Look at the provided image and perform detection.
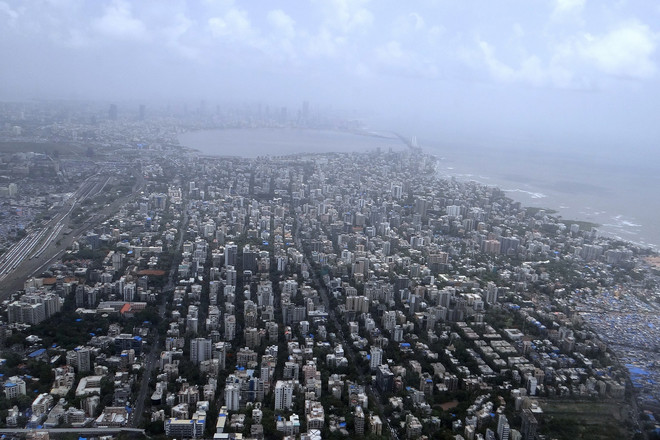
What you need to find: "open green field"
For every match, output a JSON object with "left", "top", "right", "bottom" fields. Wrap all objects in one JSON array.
[{"left": 538, "top": 399, "right": 635, "bottom": 440}]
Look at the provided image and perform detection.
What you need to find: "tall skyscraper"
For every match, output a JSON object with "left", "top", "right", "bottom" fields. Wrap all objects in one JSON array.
[{"left": 139, "top": 104, "right": 145, "bottom": 121}]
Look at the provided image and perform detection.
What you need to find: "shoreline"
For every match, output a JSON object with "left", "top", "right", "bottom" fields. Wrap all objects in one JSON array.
[
  {"left": 433, "top": 161, "right": 657, "bottom": 252},
  {"left": 177, "top": 126, "right": 658, "bottom": 252}
]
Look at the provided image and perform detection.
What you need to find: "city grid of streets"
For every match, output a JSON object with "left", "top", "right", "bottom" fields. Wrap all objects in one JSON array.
[{"left": 0, "top": 107, "right": 657, "bottom": 439}]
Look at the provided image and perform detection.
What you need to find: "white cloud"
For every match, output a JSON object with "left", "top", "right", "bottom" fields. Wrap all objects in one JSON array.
[
  {"left": 317, "top": 0, "right": 373, "bottom": 34},
  {"left": 477, "top": 39, "right": 573, "bottom": 87},
  {"left": 0, "top": 1, "right": 19, "bottom": 25},
  {"left": 393, "top": 12, "right": 425, "bottom": 37},
  {"left": 554, "top": 0, "right": 586, "bottom": 15},
  {"left": 62, "top": 28, "right": 92, "bottom": 49},
  {"left": 92, "top": 0, "right": 148, "bottom": 41},
  {"left": 208, "top": 7, "right": 300, "bottom": 62},
  {"left": 578, "top": 21, "right": 657, "bottom": 78},
  {"left": 478, "top": 40, "right": 515, "bottom": 81},
  {"left": 306, "top": 28, "right": 345, "bottom": 58},
  {"left": 164, "top": 14, "right": 200, "bottom": 61},
  {"left": 208, "top": 8, "right": 253, "bottom": 40},
  {"left": 470, "top": 18, "right": 658, "bottom": 88},
  {"left": 551, "top": 0, "right": 586, "bottom": 25},
  {"left": 513, "top": 23, "right": 525, "bottom": 39},
  {"left": 427, "top": 25, "right": 446, "bottom": 45},
  {"left": 268, "top": 9, "right": 295, "bottom": 40},
  {"left": 303, "top": 0, "right": 372, "bottom": 62},
  {"left": 377, "top": 40, "right": 404, "bottom": 61},
  {"left": 375, "top": 40, "right": 439, "bottom": 79},
  {"left": 265, "top": 9, "right": 298, "bottom": 61}
]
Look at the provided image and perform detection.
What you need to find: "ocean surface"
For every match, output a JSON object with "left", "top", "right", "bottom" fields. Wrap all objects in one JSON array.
[
  {"left": 178, "top": 128, "right": 659, "bottom": 250},
  {"left": 427, "top": 137, "right": 660, "bottom": 251}
]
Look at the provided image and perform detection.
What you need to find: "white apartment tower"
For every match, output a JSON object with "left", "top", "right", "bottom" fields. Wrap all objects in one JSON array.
[
  {"left": 274, "top": 380, "right": 295, "bottom": 410},
  {"left": 370, "top": 346, "right": 383, "bottom": 371}
]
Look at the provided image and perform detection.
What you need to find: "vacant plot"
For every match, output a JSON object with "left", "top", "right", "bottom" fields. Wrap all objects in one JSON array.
[
  {"left": 440, "top": 400, "right": 459, "bottom": 411},
  {"left": 645, "top": 256, "right": 660, "bottom": 270},
  {"left": 538, "top": 399, "right": 634, "bottom": 440}
]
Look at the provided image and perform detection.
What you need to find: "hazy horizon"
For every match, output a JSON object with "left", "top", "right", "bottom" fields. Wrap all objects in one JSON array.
[{"left": 1, "top": 0, "right": 659, "bottom": 160}]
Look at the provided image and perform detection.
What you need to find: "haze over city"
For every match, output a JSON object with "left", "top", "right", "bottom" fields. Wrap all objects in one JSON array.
[
  {"left": 0, "top": 2, "right": 660, "bottom": 440},
  {"left": 1, "top": 0, "right": 659, "bottom": 158}
]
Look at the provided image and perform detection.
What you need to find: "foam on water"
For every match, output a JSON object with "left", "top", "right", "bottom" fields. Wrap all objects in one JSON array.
[{"left": 503, "top": 189, "right": 547, "bottom": 199}]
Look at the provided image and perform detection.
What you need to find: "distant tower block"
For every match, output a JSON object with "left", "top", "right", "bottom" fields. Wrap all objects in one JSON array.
[
  {"left": 109, "top": 104, "right": 118, "bottom": 121},
  {"left": 139, "top": 104, "right": 145, "bottom": 121},
  {"left": 302, "top": 101, "right": 309, "bottom": 120}
]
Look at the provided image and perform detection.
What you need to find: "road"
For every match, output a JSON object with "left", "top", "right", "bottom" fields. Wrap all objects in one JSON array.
[
  {"left": 294, "top": 216, "right": 400, "bottom": 440},
  {"left": 130, "top": 207, "right": 188, "bottom": 427}
]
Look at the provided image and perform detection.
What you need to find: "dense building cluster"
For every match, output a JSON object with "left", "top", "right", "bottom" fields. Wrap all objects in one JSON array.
[{"left": 0, "top": 102, "right": 657, "bottom": 440}]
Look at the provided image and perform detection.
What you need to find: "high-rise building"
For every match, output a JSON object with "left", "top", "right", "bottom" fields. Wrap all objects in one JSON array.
[
  {"left": 225, "top": 266, "right": 237, "bottom": 287},
  {"left": 497, "top": 414, "right": 510, "bottom": 440},
  {"left": 139, "top": 104, "right": 145, "bottom": 121},
  {"left": 376, "top": 365, "right": 394, "bottom": 392},
  {"left": 66, "top": 347, "right": 91, "bottom": 373},
  {"left": 213, "top": 342, "right": 228, "bottom": 370},
  {"left": 7, "top": 183, "right": 17, "bottom": 198},
  {"left": 244, "top": 327, "right": 261, "bottom": 349},
  {"left": 484, "top": 282, "right": 499, "bottom": 305},
  {"left": 7, "top": 301, "right": 45, "bottom": 325},
  {"left": 500, "top": 237, "right": 520, "bottom": 256},
  {"left": 370, "top": 415, "right": 383, "bottom": 436},
  {"left": 370, "top": 346, "right": 383, "bottom": 371},
  {"left": 224, "top": 384, "right": 240, "bottom": 411},
  {"left": 274, "top": 380, "right": 294, "bottom": 410},
  {"left": 224, "top": 243, "right": 237, "bottom": 267},
  {"left": 520, "top": 409, "right": 537, "bottom": 440},
  {"left": 224, "top": 315, "right": 236, "bottom": 341},
  {"left": 354, "top": 406, "right": 365, "bottom": 435},
  {"left": 114, "top": 334, "right": 143, "bottom": 355},
  {"left": 190, "top": 338, "right": 212, "bottom": 365},
  {"left": 243, "top": 245, "right": 257, "bottom": 273},
  {"left": 405, "top": 414, "right": 422, "bottom": 439}
]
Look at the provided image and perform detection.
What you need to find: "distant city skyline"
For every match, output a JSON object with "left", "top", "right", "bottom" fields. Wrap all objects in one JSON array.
[{"left": 0, "top": 1, "right": 659, "bottom": 157}]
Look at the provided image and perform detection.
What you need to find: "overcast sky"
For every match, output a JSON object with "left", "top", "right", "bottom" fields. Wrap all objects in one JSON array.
[{"left": 1, "top": 0, "right": 659, "bottom": 155}]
